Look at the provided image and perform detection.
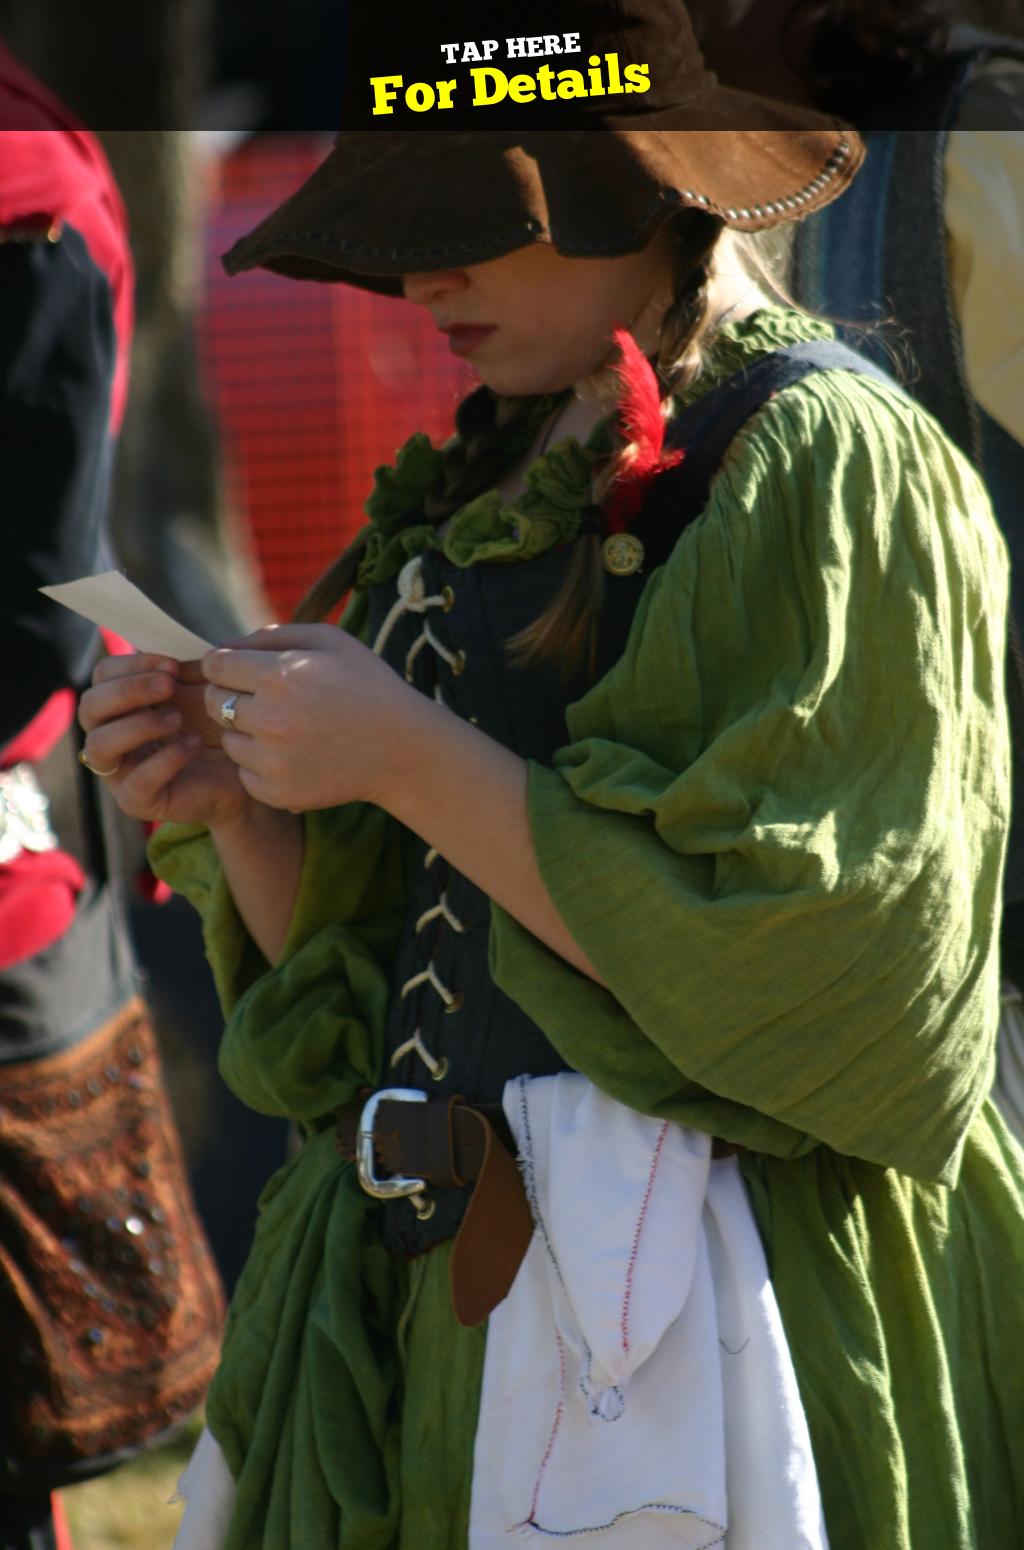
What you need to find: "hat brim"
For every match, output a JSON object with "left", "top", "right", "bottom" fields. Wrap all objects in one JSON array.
[{"left": 223, "top": 107, "right": 863, "bottom": 295}]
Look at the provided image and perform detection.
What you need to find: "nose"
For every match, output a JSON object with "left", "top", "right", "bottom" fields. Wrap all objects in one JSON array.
[{"left": 402, "top": 268, "right": 470, "bottom": 307}]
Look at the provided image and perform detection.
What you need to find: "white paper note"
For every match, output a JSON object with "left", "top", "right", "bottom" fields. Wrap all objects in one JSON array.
[{"left": 40, "top": 571, "right": 213, "bottom": 660}]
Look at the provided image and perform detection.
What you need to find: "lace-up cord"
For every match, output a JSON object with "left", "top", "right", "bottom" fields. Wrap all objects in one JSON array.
[
  {"left": 371, "top": 555, "right": 467, "bottom": 688},
  {"left": 401, "top": 960, "right": 461, "bottom": 1011},
  {"left": 389, "top": 1030, "right": 448, "bottom": 1082},
  {"left": 416, "top": 891, "right": 467, "bottom": 936},
  {"left": 404, "top": 617, "right": 463, "bottom": 683},
  {"left": 390, "top": 901, "right": 466, "bottom": 1089},
  {"left": 374, "top": 557, "right": 470, "bottom": 1107},
  {"left": 422, "top": 618, "right": 462, "bottom": 670},
  {"left": 403, "top": 630, "right": 431, "bottom": 682},
  {"left": 371, "top": 555, "right": 450, "bottom": 657}
]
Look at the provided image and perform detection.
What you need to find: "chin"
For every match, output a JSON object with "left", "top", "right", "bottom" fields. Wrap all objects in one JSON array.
[{"left": 476, "top": 365, "right": 575, "bottom": 398}]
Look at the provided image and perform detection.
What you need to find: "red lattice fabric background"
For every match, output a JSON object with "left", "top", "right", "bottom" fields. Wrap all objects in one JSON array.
[{"left": 199, "top": 136, "right": 474, "bottom": 620}]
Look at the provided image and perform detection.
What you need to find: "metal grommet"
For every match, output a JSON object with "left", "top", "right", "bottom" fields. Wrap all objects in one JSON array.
[
  {"left": 413, "top": 1194, "right": 436, "bottom": 1221},
  {"left": 445, "top": 991, "right": 464, "bottom": 1015},
  {"left": 441, "top": 585, "right": 455, "bottom": 612},
  {"left": 451, "top": 649, "right": 467, "bottom": 677},
  {"left": 601, "top": 533, "right": 645, "bottom": 577},
  {"left": 431, "top": 1056, "right": 450, "bottom": 1083}
]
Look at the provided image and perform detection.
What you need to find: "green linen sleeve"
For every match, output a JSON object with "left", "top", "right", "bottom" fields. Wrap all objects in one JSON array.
[
  {"left": 490, "top": 371, "right": 1010, "bottom": 1185},
  {"left": 148, "top": 589, "right": 410, "bottom": 1122}
]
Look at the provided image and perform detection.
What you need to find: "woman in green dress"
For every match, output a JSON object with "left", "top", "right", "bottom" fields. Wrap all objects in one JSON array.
[{"left": 77, "top": 15, "right": 1024, "bottom": 1546}]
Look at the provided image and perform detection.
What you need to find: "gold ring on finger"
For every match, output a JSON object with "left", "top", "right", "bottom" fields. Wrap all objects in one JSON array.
[{"left": 78, "top": 749, "right": 122, "bottom": 779}]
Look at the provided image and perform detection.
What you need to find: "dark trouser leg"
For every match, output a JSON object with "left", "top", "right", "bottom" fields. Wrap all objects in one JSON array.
[{"left": 0, "top": 1493, "right": 58, "bottom": 1550}]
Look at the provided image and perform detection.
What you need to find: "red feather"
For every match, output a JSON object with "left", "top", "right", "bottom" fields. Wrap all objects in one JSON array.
[{"left": 604, "top": 327, "right": 683, "bottom": 533}]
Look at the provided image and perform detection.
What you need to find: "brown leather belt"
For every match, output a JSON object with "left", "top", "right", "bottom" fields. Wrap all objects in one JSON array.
[
  {"left": 336, "top": 1088, "right": 745, "bottom": 1329},
  {"left": 336, "top": 1090, "right": 534, "bottom": 1328}
]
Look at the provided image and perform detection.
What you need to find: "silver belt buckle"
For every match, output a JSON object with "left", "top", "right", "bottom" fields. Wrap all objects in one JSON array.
[{"left": 356, "top": 1087, "right": 428, "bottom": 1201}]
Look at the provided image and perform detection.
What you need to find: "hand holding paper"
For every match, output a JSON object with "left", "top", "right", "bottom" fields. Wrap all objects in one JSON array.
[
  {"left": 57, "top": 569, "right": 243, "bottom": 829},
  {"left": 64, "top": 573, "right": 303, "bottom": 955},
  {"left": 42, "top": 570, "right": 224, "bottom": 748}
]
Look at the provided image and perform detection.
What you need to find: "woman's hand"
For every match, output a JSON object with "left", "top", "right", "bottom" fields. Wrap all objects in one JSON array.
[
  {"left": 78, "top": 652, "right": 253, "bottom": 828},
  {"left": 201, "top": 624, "right": 422, "bottom": 813},
  {"left": 203, "top": 624, "right": 606, "bottom": 984}
]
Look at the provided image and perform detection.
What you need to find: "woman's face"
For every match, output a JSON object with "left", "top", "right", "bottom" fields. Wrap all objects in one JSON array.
[{"left": 401, "top": 233, "right": 675, "bottom": 396}]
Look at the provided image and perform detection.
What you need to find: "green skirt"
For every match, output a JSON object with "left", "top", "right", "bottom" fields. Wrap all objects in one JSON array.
[{"left": 204, "top": 1099, "right": 1024, "bottom": 1549}]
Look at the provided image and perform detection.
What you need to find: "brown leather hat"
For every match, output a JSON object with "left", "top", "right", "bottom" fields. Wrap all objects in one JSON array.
[{"left": 222, "top": 1, "right": 863, "bottom": 295}]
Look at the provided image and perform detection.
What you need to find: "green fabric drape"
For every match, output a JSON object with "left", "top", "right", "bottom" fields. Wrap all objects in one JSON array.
[
  {"left": 151, "top": 310, "right": 1024, "bottom": 1549},
  {"left": 491, "top": 363, "right": 1009, "bottom": 1183}
]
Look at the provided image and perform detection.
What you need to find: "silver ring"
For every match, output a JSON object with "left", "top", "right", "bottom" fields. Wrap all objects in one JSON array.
[{"left": 220, "top": 693, "right": 240, "bottom": 728}]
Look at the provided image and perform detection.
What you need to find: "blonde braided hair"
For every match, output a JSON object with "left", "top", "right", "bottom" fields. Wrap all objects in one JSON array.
[{"left": 509, "top": 209, "right": 724, "bottom": 679}]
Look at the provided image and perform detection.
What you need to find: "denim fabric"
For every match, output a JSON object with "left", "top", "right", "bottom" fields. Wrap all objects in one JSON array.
[{"left": 791, "top": 42, "right": 1024, "bottom": 903}]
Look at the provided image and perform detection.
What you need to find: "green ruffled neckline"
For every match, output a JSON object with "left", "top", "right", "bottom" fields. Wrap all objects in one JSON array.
[{"left": 356, "top": 306, "right": 834, "bottom": 590}]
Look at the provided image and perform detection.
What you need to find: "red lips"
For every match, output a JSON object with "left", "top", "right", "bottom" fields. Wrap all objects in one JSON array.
[{"left": 439, "top": 324, "right": 497, "bottom": 357}]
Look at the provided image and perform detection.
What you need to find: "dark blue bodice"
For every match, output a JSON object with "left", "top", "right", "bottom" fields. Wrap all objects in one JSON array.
[{"left": 364, "top": 341, "right": 892, "bottom": 1255}]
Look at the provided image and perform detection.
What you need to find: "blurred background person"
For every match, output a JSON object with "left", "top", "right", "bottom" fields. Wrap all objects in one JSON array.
[
  {"left": 0, "top": 46, "right": 225, "bottom": 1550},
  {"left": 0, "top": 0, "right": 300, "bottom": 1297},
  {"left": 688, "top": 0, "right": 1024, "bottom": 1143}
]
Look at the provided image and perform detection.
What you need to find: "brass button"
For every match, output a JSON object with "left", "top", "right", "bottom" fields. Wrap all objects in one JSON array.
[
  {"left": 431, "top": 1056, "right": 450, "bottom": 1082},
  {"left": 441, "top": 585, "right": 455, "bottom": 612},
  {"left": 445, "top": 991, "right": 464, "bottom": 1015},
  {"left": 602, "top": 533, "right": 645, "bottom": 577},
  {"left": 451, "top": 649, "right": 467, "bottom": 677},
  {"left": 413, "top": 1194, "right": 436, "bottom": 1221}
]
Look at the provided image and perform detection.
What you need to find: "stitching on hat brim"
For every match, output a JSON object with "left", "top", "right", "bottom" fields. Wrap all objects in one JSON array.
[{"left": 221, "top": 129, "right": 862, "bottom": 288}]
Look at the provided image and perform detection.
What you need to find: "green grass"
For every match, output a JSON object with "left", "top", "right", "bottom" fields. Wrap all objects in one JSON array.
[{"left": 60, "top": 1413, "right": 204, "bottom": 1550}]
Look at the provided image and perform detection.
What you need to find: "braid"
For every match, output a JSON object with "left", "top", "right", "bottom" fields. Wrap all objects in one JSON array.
[
  {"left": 510, "top": 210, "right": 724, "bottom": 682},
  {"left": 654, "top": 213, "right": 722, "bottom": 393},
  {"left": 292, "top": 528, "right": 370, "bottom": 624}
]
